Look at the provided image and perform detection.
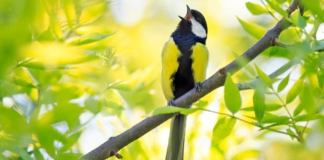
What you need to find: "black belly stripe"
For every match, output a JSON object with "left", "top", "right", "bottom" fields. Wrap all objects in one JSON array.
[
  {"left": 172, "top": 48, "right": 195, "bottom": 99},
  {"left": 171, "top": 33, "right": 196, "bottom": 99}
]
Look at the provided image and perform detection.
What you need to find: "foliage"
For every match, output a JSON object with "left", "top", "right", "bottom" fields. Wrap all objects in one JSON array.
[
  {"left": 1, "top": 0, "right": 324, "bottom": 159},
  {"left": 0, "top": 0, "right": 159, "bottom": 159}
]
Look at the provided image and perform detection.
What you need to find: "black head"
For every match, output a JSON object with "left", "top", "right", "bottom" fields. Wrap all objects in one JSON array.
[{"left": 177, "top": 5, "right": 208, "bottom": 38}]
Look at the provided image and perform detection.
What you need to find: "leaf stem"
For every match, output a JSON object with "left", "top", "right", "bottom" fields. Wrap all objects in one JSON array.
[
  {"left": 201, "top": 108, "right": 298, "bottom": 139},
  {"left": 272, "top": 89, "right": 301, "bottom": 141}
]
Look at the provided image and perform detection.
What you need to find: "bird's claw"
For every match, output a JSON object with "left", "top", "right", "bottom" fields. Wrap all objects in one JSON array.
[
  {"left": 168, "top": 99, "right": 175, "bottom": 106},
  {"left": 195, "top": 83, "right": 202, "bottom": 93}
]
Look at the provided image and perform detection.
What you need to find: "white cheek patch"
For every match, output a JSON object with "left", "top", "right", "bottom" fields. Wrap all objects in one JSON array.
[{"left": 190, "top": 18, "right": 206, "bottom": 38}]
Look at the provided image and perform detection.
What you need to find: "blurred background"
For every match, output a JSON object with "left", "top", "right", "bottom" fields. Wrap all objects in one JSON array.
[{"left": 1, "top": 0, "right": 324, "bottom": 159}]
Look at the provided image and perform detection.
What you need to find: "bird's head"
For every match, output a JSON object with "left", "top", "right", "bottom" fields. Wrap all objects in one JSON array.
[{"left": 178, "top": 5, "right": 208, "bottom": 38}]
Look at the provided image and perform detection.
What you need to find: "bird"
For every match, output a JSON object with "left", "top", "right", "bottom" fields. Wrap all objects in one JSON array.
[{"left": 161, "top": 5, "right": 208, "bottom": 160}]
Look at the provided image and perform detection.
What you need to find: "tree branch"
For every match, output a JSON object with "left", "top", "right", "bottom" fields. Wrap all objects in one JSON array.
[{"left": 80, "top": 1, "right": 300, "bottom": 159}]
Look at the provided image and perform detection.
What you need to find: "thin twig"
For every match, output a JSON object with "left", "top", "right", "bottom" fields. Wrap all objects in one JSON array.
[
  {"left": 201, "top": 108, "right": 298, "bottom": 138},
  {"left": 272, "top": 90, "right": 301, "bottom": 141}
]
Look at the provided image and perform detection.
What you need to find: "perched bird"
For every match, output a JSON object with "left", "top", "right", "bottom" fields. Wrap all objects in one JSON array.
[{"left": 161, "top": 5, "right": 208, "bottom": 160}]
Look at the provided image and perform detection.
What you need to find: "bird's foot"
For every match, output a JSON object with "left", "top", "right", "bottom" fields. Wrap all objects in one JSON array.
[
  {"left": 195, "top": 82, "right": 202, "bottom": 93},
  {"left": 168, "top": 100, "right": 180, "bottom": 116},
  {"left": 167, "top": 99, "right": 176, "bottom": 106}
]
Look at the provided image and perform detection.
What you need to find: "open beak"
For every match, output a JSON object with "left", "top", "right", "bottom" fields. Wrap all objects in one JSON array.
[{"left": 179, "top": 5, "right": 191, "bottom": 21}]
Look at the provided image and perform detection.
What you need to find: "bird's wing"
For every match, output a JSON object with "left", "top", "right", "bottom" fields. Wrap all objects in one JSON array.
[
  {"left": 161, "top": 38, "right": 181, "bottom": 101},
  {"left": 191, "top": 43, "right": 209, "bottom": 83}
]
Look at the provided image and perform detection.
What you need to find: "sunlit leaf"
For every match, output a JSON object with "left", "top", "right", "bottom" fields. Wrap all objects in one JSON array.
[
  {"left": 62, "top": 0, "right": 76, "bottom": 29},
  {"left": 262, "top": 113, "right": 290, "bottom": 124},
  {"left": 311, "top": 40, "right": 324, "bottom": 51},
  {"left": 57, "top": 153, "right": 82, "bottom": 160},
  {"left": 278, "top": 27, "right": 301, "bottom": 44},
  {"left": 237, "top": 17, "right": 267, "bottom": 39},
  {"left": 12, "top": 76, "right": 36, "bottom": 88},
  {"left": 152, "top": 106, "right": 183, "bottom": 115},
  {"left": 180, "top": 108, "right": 200, "bottom": 115},
  {"left": 246, "top": 2, "right": 268, "bottom": 15},
  {"left": 265, "top": 0, "right": 288, "bottom": 17},
  {"left": 253, "top": 81, "right": 266, "bottom": 123},
  {"left": 286, "top": 128, "right": 296, "bottom": 140},
  {"left": 300, "top": 0, "right": 324, "bottom": 21},
  {"left": 67, "top": 32, "right": 114, "bottom": 46},
  {"left": 79, "top": 2, "right": 106, "bottom": 25},
  {"left": 21, "top": 42, "right": 96, "bottom": 69},
  {"left": 33, "top": 147, "right": 45, "bottom": 160},
  {"left": 101, "top": 100, "right": 125, "bottom": 117},
  {"left": 224, "top": 73, "right": 241, "bottom": 114},
  {"left": 286, "top": 79, "right": 303, "bottom": 104},
  {"left": 194, "top": 100, "right": 209, "bottom": 108},
  {"left": 293, "top": 103, "right": 304, "bottom": 116},
  {"left": 291, "top": 9, "right": 306, "bottom": 28},
  {"left": 299, "top": 84, "right": 315, "bottom": 113},
  {"left": 242, "top": 103, "right": 282, "bottom": 112},
  {"left": 50, "top": 18, "right": 63, "bottom": 40},
  {"left": 295, "top": 113, "right": 322, "bottom": 122},
  {"left": 255, "top": 64, "right": 273, "bottom": 89},
  {"left": 85, "top": 96, "right": 101, "bottom": 114},
  {"left": 212, "top": 117, "right": 236, "bottom": 144},
  {"left": 277, "top": 74, "right": 290, "bottom": 92},
  {"left": 14, "top": 146, "right": 33, "bottom": 160},
  {"left": 275, "top": 0, "right": 287, "bottom": 4},
  {"left": 296, "top": 125, "right": 311, "bottom": 134},
  {"left": 153, "top": 106, "right": 199, "bottom": 116},
  {"left": 60, "top": 131, "right": 82, "bottom": 152}
]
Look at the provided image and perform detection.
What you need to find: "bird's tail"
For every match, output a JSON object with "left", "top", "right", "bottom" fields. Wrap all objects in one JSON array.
[{"left": 166, "top": 114, "right": 187, "bottom": 160}]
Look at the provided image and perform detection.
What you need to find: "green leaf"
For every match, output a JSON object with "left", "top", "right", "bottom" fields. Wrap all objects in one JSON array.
[
  {"left": 277, "top": 74, "right": 290, "bottom": 92},
  {"left": 21, "top": 62, "right": 73, "bottom": 70},
  {"left": 10, "top": 76, "right": 36, "bottom": 88},
  {"left": 255, "top": 64, "right": 273, "bottom": 89},
  {"left": 275, "top": 0, "right": 287, "bottom": 4},
  {"left": 296, "top": 125, "right": 311, "bottom": 134},
  {"left": 212, "top": 117, "right": 236, "bottom": 144},
  {"left": 262, "top": 113, "right": 290, "bottom": 124},
  {"left": 85, "top": 96, "right": 101, "bottom": 114},
  {"left": 153, "top": 106, "right": 200, "bottom": 115},
  {"left": 67, "top": 32, "right": 114, "bottom": 46},
  {"left": 265, "top": 0, "right": 288, "bottom": 17},
  {"left": 278, "top": 27, "right": 301, "bottom": 44},
  {"left": 291, "top": 9, "right": 306, "bottom": 28},
  {"left": 33, "top": 147, "right": 45, "bottom": 160},
  {"left": 57, "top": 153, "right": 82, "bottom": 160},
  {"left": 300, "top": 0, "right": 324, "bottom": 21},
  {"left": 79, "top": 2, "right": 106, "bottom": 25},
  {"left": 152, "top": 106, "right": 184, "bottom": 115},
  {"left": 295, "top": 114, "right": 322, "bottom": 122},
  {"left": 253, "top": 81, "right": 266, "bottom": 123},
  {"left": 194, "top": 100, "right": 209, "bottom": 108},
  {"left": 237, "top": 17, "right": 267, "bottom": 39},
  {"left": 286, "top": 79, "right": 303, "bottom": 104},
  {"left": 311, "top": 40, "right": 324, "bottom": 51},
  {"left": 224, "top": 73, "right": 241, "bottom": 114},
  {"left": 300, "top": 84, "right": 315, "bottom": 113},
  {"left": 14, "top": 147, "right": 33, "bottom": 160},
  {"left": 180, "top": 108, "right": 200, "bottom": 115},
  {"left": 60, "top": 131, "right": 83, "bottom": 152},
  {"left": 242, "top": 103, "right": 282, "bottom": 112},
  {"left": 246, "top": 2, "right": 268, "bottom": 15},
  {"left": 286, "top": 128, "right": 296, "bottom": 140},
  {"left": 293, "top": 103, "right": 304, "bottom": 116}
]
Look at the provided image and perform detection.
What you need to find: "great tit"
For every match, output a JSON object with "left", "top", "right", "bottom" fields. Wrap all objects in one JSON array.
[{"left": 161, "top": 5, "right": 208, "bottom": 160}]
